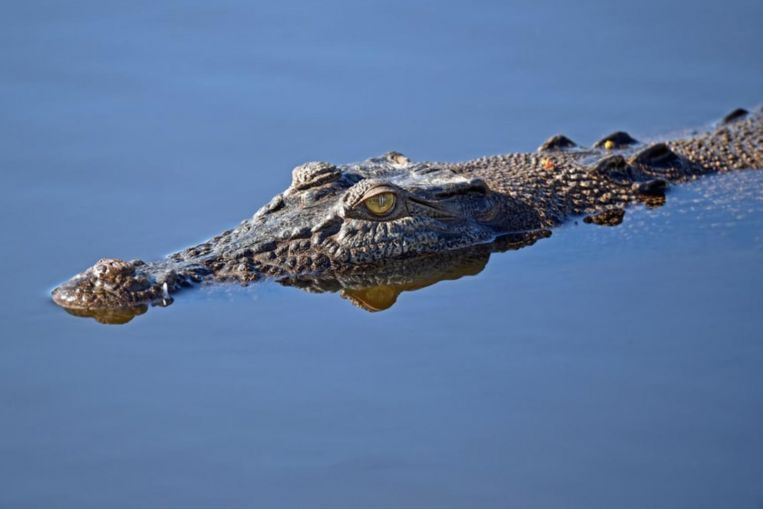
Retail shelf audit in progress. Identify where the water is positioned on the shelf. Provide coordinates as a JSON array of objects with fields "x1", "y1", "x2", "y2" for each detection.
[{"x1": 2, "y1": 1, "x2": 763, "y2": 507}]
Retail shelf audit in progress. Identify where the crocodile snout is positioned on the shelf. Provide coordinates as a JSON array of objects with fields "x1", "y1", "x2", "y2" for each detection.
[{"x1": 52, "y1": 257, "x2": 157, "y2": 310}]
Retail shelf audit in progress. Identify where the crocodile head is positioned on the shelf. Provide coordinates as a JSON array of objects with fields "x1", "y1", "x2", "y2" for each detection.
[
  {"x1": 52, "y1": 152, "x2": 542, "y2": 317},
  {"x1": 220, "y1": 152, "x2": 542, "y2": 275}
]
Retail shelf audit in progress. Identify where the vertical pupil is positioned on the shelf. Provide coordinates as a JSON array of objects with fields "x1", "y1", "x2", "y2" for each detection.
[{"x1": 365, "y1": 192, "x2": 395, "y2": 215}]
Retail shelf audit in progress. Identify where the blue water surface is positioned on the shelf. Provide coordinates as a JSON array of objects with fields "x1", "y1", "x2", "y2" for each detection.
[{"x1": 1, "y1": 1, "x2": 763, "y2": 507}]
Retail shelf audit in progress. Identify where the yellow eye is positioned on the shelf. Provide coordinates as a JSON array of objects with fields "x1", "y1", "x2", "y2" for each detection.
[{"x1": 363, "y1": 192, "x2": 397, "y2": 216}]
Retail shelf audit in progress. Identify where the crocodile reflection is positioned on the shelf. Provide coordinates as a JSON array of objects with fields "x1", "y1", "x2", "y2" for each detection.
[{"x1": 62, "y1": 230, "x2": 550, "y2": 324}]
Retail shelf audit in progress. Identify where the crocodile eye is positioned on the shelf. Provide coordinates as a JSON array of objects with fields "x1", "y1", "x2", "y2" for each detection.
[{"x1": 363, "y1": 192, "x2": 396, "y2": 216}]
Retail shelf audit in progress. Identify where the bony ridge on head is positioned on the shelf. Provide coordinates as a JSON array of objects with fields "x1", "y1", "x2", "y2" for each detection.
[{"x1": 288, "y1": 161, "x2": 341, "y2": 193}]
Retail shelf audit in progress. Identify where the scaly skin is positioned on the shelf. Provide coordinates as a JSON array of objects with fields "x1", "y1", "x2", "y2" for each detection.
[{"x1": 52, "y1": 107, "x2": 763, "y2": 320}]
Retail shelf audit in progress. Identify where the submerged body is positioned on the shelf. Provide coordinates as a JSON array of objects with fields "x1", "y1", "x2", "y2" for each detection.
[{"x1": 52, "y1": 108, "x2": 763, "y2": 317}]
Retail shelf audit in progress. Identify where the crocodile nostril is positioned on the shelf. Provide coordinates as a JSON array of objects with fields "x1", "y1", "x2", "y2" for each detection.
[{"x1": 93, "y1": 258, "x2": 135, "y2": 281}]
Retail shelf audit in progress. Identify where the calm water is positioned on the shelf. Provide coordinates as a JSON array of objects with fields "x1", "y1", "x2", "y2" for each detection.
[{"x1": 2, "y1": 1, "x2": 763, "y2": 507}]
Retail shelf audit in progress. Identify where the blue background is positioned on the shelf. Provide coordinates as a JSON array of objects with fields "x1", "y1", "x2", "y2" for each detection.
[{"x1": 1, "y1": 1, "x2": 762, "y2": 507}]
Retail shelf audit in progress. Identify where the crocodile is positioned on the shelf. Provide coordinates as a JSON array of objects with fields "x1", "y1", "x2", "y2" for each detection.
[{"x1": 52, "y1": 107, "x2": 763, "y2": 322}]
